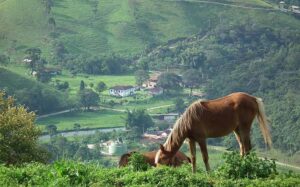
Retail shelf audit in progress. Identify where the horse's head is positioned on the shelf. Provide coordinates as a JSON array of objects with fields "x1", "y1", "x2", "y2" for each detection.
[{"x1": 154, "y1": 144, "x2": 174, "y2": 166}]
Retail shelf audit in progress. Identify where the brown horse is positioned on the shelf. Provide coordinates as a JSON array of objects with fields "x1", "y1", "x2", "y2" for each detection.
[
  {"x1": 155, "y1": 92, "x2": 272, "y2": 173},
  {"x1": 119, "y1": 150, "x2": 191, "y2": 167}
]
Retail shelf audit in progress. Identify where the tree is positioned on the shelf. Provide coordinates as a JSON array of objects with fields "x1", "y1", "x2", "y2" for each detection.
[
  {"x1": 125, "y1": 109, "x2": 154, "y2": 135},
  {"x1": 79, "y1": 89, "x2": 99, "y2": 110},
  {"x1": 73, "y1": 123, "x2": 81, "y2": 131},
  {"x1": 0, "y1": 54, "x2": 10, "y2": 66},
  {"x1": 96, "y1": 81, "x2": 107, "y2": 93},
  {"x1": 80, "y1": 80, "x2": 85, "y2": 91},
  {"x1": 157, "y1": 72, "x2": 182, "y2": 94},
  {"x1": 174, "y1": 98, "x2": 186, "y2": 114},
  {"x1": 46, "y1": 124, "x2": 58, "y2": 137},
  {"x1": 48, "y1": 17, "x2": 56, "y2": 30},
  {"x1": 0, "y1": 91, "x2": 48, "y2": 165},
  {"x1": 182, "y1": 69, "x2": 202, "y2": 96},
  {"x1": 135, "y1": 70, "x2": 149, "y2": 87},
  {"x1": 25, "y1": 48, "x2": 42, "y2": 72}
]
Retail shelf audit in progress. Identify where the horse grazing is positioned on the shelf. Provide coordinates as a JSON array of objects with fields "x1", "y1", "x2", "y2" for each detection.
[
  {"x1": 155, "y1": 92, "x2": 272, "y2": 173},
  {"x1": 119, "y1": 150, "x2": 191, "y2": 167}
]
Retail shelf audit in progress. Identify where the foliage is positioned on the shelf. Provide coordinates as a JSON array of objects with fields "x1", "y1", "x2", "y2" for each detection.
[
  {"x1": 182, "y1": 69, "x2": 202, "y2": 96},
  {"x1": 125, "y1": 109, "x2": 154, "y2": 135},
  {"x1": 96, "y1": 81, "x2": 107, "y2": 93},
  {"x1": 128, "y1": 152, "x2": 150, "y2": 171},
  {"x1": 78, "y1": 89, "x2": 99, "y2": 110},
  {"x1": 0, "y1": 54, "x2": 10, "y2": 66},
  {"x1": 174, "y1": 98, "x2": 186, "y2": 114},
  {"x1": 157, "y1": 72, "x2": 182, "y2": 94},
  {"x1": 0, "y1": 91, "x2": 48, "y2": 165},
  {"x1": 0, "y1": 159, "x2": 299, "y2": 187},
  {"x1": 216, "y1": 151, "x2": 278, "y2": 179},
  {"x1": 135, "y1": 70, "x2": 149, "y2": 86}
]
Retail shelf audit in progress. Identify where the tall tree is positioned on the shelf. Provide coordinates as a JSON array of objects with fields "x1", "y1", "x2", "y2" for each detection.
[
  {"x1": 0, "y1": 54, "x2": 10, "y2": 66},
  {"x1": 174, "y1": 98, "x2": 186, "y2": 114},
  {"x1": 157, "y1": 72, "x2": 182, "y2": 94},
  {"x1": 182, "y1": 69, "x2": 202, "y2": 96},
  {"x1": 125, "y1": 109, "x2": 154, "y2": 135},
  {"x1": 0, "y1": 91, "x2": 48, "y2": 165},
  {"x1": 134, "y1": 70, "x2": 149, "y2": 87},
  {"x1": 96, "y1": 81, "x2": 107, "y2": 93},
  {"x1": 80, "y1": 80, "x2": 85, "y2": 91},
  {"x1": 79, "y1": 89, "x2": 99, "y2": 110},
  {"x1": 25, "y1": 48, "x2": 42, "y2": 73}
]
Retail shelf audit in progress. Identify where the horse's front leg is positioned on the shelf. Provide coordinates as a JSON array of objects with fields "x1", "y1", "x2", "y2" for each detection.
[
  {"x1": 198, "y1": 139, "x2": 210, "y2": 172},
  {"x1": 188, "y1": 139, "x2": 196, "y2": 173}
]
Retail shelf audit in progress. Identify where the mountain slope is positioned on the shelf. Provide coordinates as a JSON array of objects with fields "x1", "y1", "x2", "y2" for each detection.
[{"x1": 1, "y1": 0, "x2": 295, "y2": 61}]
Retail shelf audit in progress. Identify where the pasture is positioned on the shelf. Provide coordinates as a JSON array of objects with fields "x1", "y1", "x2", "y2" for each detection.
[{"x1": 36, "y1": 110, "x2": 125, "y2": 131}]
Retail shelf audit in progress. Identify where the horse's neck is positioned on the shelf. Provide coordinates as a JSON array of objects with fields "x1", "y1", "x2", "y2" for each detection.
[{"x1": 164, "y1": 126, "x2": 187, "y2": 156}]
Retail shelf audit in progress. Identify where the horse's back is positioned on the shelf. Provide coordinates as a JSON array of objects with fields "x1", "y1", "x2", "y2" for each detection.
[{"x1": 196, "y1": 92, "x2": 258, "y2": 137}]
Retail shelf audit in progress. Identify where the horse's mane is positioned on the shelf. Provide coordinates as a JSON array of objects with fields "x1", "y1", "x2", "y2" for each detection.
[{"x1": 164, "y1": 100, "x2": 203, "y2": 151}]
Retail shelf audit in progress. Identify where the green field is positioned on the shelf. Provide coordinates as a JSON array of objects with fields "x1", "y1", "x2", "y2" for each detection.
[
  {"x1": 2, "y1": 0, "x2": 297, "y2": 62},
  {"x1": 55, "y1": 72, "x2": 136, "y2": 97},
  {"x1": 36, "y1": 110, "x2": 125, "y2": 131}
]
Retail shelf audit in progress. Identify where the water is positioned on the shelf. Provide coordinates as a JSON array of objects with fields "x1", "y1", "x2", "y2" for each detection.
[{"x1": 39, "y1": 127, "x2": 125, "y2": 141}]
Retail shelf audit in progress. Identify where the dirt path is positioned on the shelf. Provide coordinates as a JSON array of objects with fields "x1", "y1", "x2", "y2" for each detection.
[
  {"x1": 37, "y1": 104, "x2": 176, "y2": 119},
  {"x1": 164, "y1": 0, "x2": 276, "y2": 11}
]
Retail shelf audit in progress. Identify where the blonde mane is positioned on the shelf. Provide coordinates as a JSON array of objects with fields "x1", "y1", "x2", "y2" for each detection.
[{"x1": 155, "y1": 100, "x2": 203, "y2": 164}]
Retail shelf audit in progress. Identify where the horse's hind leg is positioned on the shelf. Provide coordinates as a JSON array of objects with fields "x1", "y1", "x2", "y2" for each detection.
[
  {"x1": 188, "y1": 139, "x2": 197, "y2": 173},
  {"x1": 239, "y1": 126, "x2": 252, "y2": 155},
  {"x1": 198, "y1": 139, "x2": 210, "y2": 172},
  {"x1": 234, "y1": 128, "x2": 244, "y2": 156}
]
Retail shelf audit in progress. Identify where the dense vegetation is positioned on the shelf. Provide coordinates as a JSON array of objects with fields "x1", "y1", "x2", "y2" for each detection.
[
  {"x1": 1, "y1": 152, "x2": 299, "y2": 187},
  {"x1": 137, "y1": 21, "x2": 300, "y2": 154}
]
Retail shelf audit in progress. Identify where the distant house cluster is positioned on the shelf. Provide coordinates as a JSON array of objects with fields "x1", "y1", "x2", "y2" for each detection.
[
  {"x1": 142, "y1": 72, "x2": 163, "y2": 96},
  {"x1": 279, "y1": 1, "x2": 300, "y2": 14},
  {"x1": 108, "y1": 72, "x2": 163, "y2": 97}
]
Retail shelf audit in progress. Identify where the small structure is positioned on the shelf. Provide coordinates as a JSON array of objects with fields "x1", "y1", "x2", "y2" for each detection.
[
  {"x1": 108, "y1": 142, "x2": 127, "y2": 155},
  {"x1": 23, "y1": 58, "x2": 32, "y2": 63},
  {"x1": 291, "y1": 5, "x2": 300, "y2": 13},
  {"x1": 142, "y1": 73, "x2": 161, "y2": 89},
  {"x1": 109, "y1": 85, "x2": 137, "y2": 97},
  {"x1": 279, "y1": 1, "x2": 285, "y2": 10}
]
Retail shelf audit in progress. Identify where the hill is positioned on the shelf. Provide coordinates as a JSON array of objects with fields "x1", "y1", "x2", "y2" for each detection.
[
  {"x1": 0, "y1": 67, "x2": 70, "y2": 114},
  {"x1": 0, "y1": 0, "x2": 290, "y2": 62}
]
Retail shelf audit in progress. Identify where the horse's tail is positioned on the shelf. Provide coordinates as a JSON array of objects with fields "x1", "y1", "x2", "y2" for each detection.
[{"x1": 255, "y1": 97, "x2": 272, "y2": 149}]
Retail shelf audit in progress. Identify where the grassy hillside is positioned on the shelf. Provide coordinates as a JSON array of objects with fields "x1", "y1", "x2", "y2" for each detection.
[
  {"x1": 1, "y1": 0, "x2": 293, "y2": 62},
  {"x1": 0, "y1": 67, "x2": 71, "y2": 114}
]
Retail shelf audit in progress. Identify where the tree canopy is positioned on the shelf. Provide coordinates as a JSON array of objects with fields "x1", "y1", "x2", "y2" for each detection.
[{"x1": 0, "y1": 91, "x2": 48, "y2": 165}]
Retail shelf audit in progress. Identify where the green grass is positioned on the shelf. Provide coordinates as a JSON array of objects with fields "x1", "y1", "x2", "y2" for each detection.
[
  {"x1": 36, "y1": 110, "x2": 125, "y2": 131},
  {"x1": 54, "y1": 72, "x2": 136, "y2": 97},
  {"x1": 1, "y1": 0, "x2": 299, "y2": 62}
]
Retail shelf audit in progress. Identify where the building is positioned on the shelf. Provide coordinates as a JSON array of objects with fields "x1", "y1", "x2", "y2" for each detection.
[
  {"x1": 142, "y1": 73, "x2": 161, "y2": 89},
  {"x1": 109, "y1": 85, "x2": 137, "y2": 97},
  {"x1": 291, "y1": 5, "x2": 300, "y2": 13}
]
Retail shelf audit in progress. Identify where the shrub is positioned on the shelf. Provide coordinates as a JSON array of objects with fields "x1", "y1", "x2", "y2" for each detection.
[
  {"x1": 215, "y1": 151, "x2": 277, "y2": 179},
  {"x1": 128, "y1": 152, "x2": 150, "y2": 171}
]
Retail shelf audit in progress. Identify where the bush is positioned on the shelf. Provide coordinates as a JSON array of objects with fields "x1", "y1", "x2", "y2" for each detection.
[
  {"x1": 128, "y1": 152, "x2": 150, "y2": 171},
  {"x1": 216, "y1": 151, "x2": 277, "y2": 179}
]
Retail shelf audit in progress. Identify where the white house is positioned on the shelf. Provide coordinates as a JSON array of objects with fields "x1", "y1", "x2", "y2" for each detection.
[{"x1": 109, "y1": 85, "x2": 137, "y2": 97}]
